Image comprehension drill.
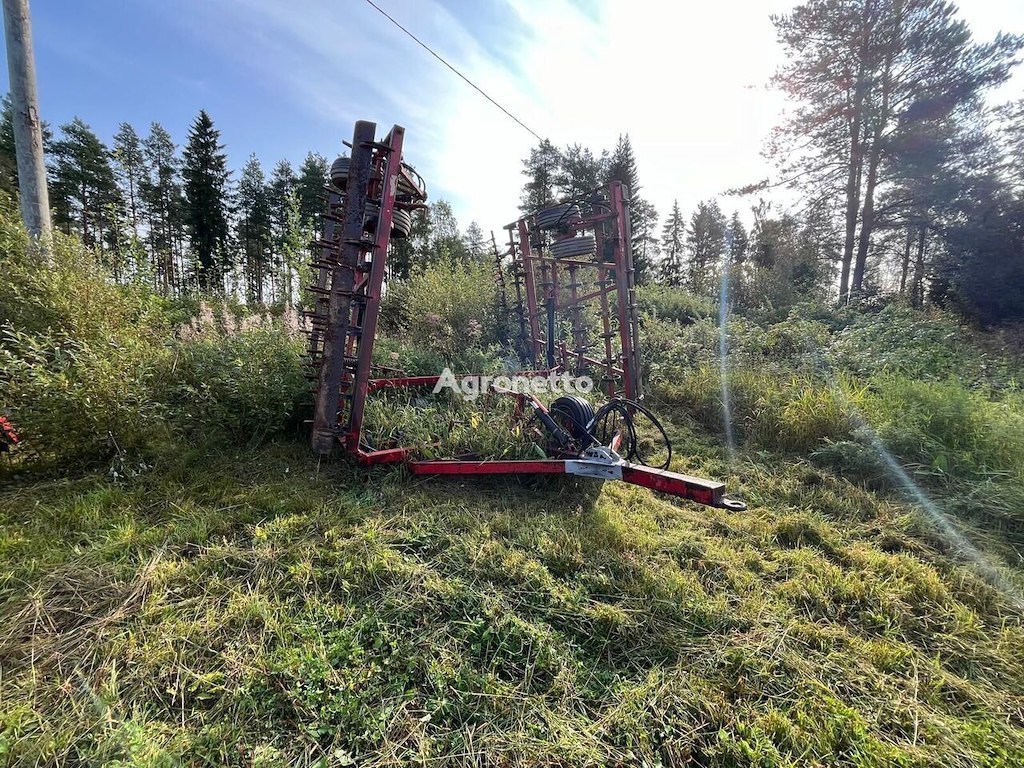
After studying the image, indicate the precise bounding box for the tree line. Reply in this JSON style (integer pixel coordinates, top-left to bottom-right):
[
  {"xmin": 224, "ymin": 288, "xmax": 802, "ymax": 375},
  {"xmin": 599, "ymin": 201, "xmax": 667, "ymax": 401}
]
[
  {"xmin": 2, "ymin": 0, "xmax": 1020, "ymax": 322},
  {"xmin": 518, "ymin": 133, "xmax": 835, "ymax": 314},
  {"xmin": 519, "ymin": 0, "xmax": 1024, "ymax": 323},
  {"xmin": 766, "ymin": 0, "xmax": 1022, "ymax": 321},
  {"xmin": 0, "ymin": 103, "xmax": 489, "ymax": 305}
]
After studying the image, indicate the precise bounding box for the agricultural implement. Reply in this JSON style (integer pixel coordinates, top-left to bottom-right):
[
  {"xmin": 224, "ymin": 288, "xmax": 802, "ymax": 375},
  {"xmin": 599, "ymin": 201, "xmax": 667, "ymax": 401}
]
[{"xmin": 304, "ymin": 120, "xmax": 745, "ymax": 511}]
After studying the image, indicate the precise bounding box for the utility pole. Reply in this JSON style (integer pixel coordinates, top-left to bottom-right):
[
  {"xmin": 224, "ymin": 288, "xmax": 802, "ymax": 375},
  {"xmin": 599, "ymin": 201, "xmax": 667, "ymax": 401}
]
[{"xmin": 3, "ymin": 0, "xmax": 50, "ymax": 240}]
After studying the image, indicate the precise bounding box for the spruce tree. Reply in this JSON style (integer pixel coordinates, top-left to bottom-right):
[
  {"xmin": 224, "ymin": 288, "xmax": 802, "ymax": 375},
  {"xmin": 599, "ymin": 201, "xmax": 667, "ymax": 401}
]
[
  {"xmin": 182, "ymin": 110, "xmax": 230, "ymax": 292},
  {"xmin": 268, "ymin": 159, "xmax": 296, "ymax": 246},
  {"xmin": 725, "ymin": 211, "xmax": 750, "ymax": 305},
  {"xmin": 604, "ymin": 134, "xmax": 657, "ymax": 283},
  {"xmin": 268, "ymin": 160, "xmax": 297, "ymax": 301},
  {"xmin": 429, "ymin": 200, "xmax": 467, "ymax": 263},
  {"xmin": 295, "ymin": 152, "xmax": 328, "ymax": 232},
  {"xmin": 659, "ymin": 201, "xmax": 685, "ymax": 286}
]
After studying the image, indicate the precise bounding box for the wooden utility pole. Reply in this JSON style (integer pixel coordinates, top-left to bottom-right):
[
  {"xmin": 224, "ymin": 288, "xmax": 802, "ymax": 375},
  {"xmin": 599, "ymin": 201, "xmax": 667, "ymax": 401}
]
[{"xmin": 3, "ymin": 0, "xmax": 50, "ymax": 240}]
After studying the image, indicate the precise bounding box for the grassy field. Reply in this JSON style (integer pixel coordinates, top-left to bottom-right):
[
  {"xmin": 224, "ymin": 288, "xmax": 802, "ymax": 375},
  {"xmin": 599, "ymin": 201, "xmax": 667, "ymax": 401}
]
[
  {"xmin": 4, "ymin": 232, "xmax": 1024, "ymax": 765},
  {"xmin": 3, "ymin": 412, "xmax": 1024, "ymax": 766}
]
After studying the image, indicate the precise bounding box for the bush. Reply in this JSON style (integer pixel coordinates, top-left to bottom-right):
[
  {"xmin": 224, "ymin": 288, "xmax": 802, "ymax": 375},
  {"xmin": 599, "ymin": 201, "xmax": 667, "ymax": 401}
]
[
  {"xmin": 0, "ymin": 209, "xmax": 311, "ymax": 473},
  {"xmin": 0, "ymin": 324, "xmax": 171, "ymax": 468},
  {"xmin": 158, "ymin": 324, "xmax": 306, "ymax": 446},
  {"xmin": 637, "ymin": 285, "xmax": 714, "ymax": 325},
  {"xmin": 823, "ymin": 303, "xmax": 974, "ymax": 382},
  {"xmin": 382, "ymin": 258, "xmax": 500, "ymax": 361}
]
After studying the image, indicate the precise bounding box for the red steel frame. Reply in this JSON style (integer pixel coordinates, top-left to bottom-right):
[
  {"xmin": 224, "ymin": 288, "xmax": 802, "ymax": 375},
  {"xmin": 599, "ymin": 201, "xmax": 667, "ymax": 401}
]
[
  {"xmin": 504, "ymin": 183, "xmax": 642, "ymax": 400},
  {"xmin": 306, "ymin": 121, "xmax": 745, "ymax": 511}
]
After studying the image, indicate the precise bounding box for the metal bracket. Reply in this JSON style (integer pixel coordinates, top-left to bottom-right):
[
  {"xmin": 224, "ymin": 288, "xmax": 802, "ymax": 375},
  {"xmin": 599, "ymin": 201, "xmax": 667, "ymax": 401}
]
[{"xmin": 565, "ymin": 459, "xmax": 623, "ymax": 480}]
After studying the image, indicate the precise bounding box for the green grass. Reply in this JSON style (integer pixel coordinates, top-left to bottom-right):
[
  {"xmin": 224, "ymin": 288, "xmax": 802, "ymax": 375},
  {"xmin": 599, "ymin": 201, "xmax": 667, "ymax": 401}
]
[{"xmin": 3, "ymin": 422, "xmax": 1023, "ymax": 766}]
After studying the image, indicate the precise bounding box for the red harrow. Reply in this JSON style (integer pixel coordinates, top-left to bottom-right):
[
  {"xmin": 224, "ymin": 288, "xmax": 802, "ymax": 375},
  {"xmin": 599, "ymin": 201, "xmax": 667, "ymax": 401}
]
[{"xmin": 304, "ymin": 120, "xmax": 745, "ymax": 511}]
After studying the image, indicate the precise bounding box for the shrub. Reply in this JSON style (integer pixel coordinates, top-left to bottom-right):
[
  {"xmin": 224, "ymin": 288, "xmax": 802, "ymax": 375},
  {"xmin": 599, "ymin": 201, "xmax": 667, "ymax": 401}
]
[
  {"xmin": 372, "ymin": 335, "xmax": 507, "ymax": 376},
  {"xmin": 382, "ymin": 258, "xmax": 499, "ymax": 360},
  {"xmin": 0, "ymin": 207, "xmax": 312, "ymax": 472},
  {"xmin": 640, "ymin": 316, "xmax": 721, "ymax": 382},
  {"xmin": 637, "ymin": 285, "xmax": 714, "ymax": 325},
  {"xmin": 0, "ymin": 324, "xmax": 170, "ymax": 468},
  {"xmin": 826, "ymin": 304, "xmax": 996, "ymax": 384},
  {"xmin": 158, "ymin": 324, "xmax": 307, "ymax": 446}
]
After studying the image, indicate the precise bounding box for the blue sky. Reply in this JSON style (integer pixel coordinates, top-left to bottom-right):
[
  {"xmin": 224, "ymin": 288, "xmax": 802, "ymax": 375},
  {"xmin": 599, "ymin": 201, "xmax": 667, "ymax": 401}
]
[{"xmin": 7, "ymin": 0, "xmax": 1024, "ymax": 233}]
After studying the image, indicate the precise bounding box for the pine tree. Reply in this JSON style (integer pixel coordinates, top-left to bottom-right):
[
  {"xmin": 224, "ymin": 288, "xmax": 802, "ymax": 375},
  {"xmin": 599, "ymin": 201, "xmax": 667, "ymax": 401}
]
[
  {"xmin": 49, "ymin": 118, "xmax": 122, "ymax": 256},
  {"xmin": 141, "ymin": 123, "xmax": 185, "ymax": 293},
  {"xmin": 556, "ymin": 144, "xmax": 606, "ymax": 200},
  {"xmin": 295, "ymin": 152, "xmax": 328, "ymax": 232},
  {"xmin": 604, "ymin": 134, "xmax": 657, "ymax": 283},
  {"xmin": 685, "ymin": 200, "xmax": 727, "ymax": 295},
  {"xmin": 0, "ymin": 95, "xmax": 51, "ymax": 205},
  {"xmin": 772, "ymin": 0, "xmax": 1022, "ymax": 301},
  {"xmin": 236, "ymin": 154, "xmax": 273, "ymax": 304},
  {"xmin": 520, "ymin": 139, "xmax": 561, "ymax": 214},
  {"xmin": 463, "ymin": 221, "xmax": 486, "ymax": 261},
  {"xmin": 658, "ymin": 200, "xmax": 685, "ymax": 286},
  {"xmin": 112, "ymin": 123, "xmax": 144, "ymax": 240},
  {"xmin": 429, "ymin": 200, "xmax": 467, "ymax": 262},
  {"xmin": 182, "ymin": 110, "xmax": 230, "ymax": 292}
]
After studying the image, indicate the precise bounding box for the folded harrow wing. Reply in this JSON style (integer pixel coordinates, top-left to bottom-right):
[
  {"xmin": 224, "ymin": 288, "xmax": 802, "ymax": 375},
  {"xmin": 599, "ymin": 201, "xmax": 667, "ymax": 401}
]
[{"xmin": 305, "ymin": 120, "xmax": 745, "ymax": 511}]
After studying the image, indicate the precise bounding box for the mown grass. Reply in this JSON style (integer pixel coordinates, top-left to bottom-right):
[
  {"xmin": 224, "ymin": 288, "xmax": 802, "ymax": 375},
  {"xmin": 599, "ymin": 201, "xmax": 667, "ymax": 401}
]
[{"xmin": 3, "ymin": 422, "xmax": 1023, "ymax": 766}]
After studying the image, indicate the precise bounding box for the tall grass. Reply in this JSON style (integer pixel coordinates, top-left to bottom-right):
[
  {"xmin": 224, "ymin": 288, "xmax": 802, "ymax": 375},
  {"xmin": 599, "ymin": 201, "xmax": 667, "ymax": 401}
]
[{"xmin": 0, "ymin": 208, "xmax": 308, "ymax": 474}]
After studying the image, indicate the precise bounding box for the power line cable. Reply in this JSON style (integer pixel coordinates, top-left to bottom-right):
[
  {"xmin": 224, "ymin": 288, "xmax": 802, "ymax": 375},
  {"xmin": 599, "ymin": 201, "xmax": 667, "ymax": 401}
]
[{"xmin": 363, "ymin": 0, "xmax": 544, "ymax": 143}]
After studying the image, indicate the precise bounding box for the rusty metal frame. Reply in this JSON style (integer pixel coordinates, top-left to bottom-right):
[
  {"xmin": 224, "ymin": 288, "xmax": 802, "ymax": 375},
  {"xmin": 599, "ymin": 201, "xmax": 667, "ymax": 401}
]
[
  {"xmin": 505, "ymin": 181, "xmax": 642, "ymax": 400},
  {"xmin": 306, "ymin": 121, "xmax": 419, "ymax": 457},
  {"xmin": 303, "ymin": 122, "xmax": 743, "ymax": 509}
]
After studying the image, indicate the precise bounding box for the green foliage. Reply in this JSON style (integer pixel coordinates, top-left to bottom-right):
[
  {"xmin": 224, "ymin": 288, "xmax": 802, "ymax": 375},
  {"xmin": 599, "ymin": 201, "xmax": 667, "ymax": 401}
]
[
  {"xmin": 382, "ymin": 258, "xmax": 500, "ymax": 364},
  {"xmin": 647, "ymin": 301, "xmax": 1024, "ymax": 545},
  {"xmin": 657, "ymin": 364, "xmax": 862, "ymax": 453},
  {"xmin": 5, "ymin": 146, "xmax": 1024, "ymax": 766},
  {"xmin": 49, "ymin": 117, "xmax": 121, "ymax": 253},
  {"xmin": 0, "ymin": 324, "xmax": 170, "ymax": 467},
  {"xmin": 182, "ymin": 110, "xmax": 231, "ymax": 290},
  {"xmin": 0, "ymin": 208, "xmax": 307, "ymax": 473},
  {"xmin": 158, "ymin": 324, "xmax": 305, "ymax": 447},
  {"xmin": 637, "ymin": 284, "xmax": 714, "ymax": 325}
]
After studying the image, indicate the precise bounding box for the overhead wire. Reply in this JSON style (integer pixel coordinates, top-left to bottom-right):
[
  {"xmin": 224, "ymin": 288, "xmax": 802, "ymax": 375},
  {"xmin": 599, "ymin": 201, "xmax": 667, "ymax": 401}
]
[{"xmin": 362, "ymin": 0, "xmax": 545, "ymax": 142}]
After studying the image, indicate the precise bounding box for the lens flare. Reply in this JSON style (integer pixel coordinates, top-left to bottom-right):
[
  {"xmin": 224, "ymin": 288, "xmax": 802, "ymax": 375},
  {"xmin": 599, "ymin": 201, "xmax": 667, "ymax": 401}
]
[
  {"xmin": 819, "ymin": 363, "xmax": 1024, "ymax": 611},
  {"xmin": 718, "ymin": 257, "xmax": 737, "ymax": 466}
]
